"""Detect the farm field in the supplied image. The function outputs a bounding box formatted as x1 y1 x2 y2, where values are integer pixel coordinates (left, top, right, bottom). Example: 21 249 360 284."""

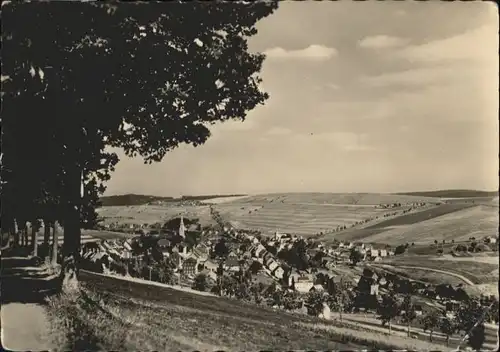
333 204 498 245
383 255 499 285
212 192 441 236
216 202 393 236
222 192 440 206
364 203 476 229
46 271 443 351
96 204 217 227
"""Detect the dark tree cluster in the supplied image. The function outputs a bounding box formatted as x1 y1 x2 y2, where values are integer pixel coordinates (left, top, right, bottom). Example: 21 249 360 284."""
1 0 278 289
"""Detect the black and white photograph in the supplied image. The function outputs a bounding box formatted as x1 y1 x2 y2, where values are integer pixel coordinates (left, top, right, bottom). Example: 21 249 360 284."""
1 0 499 351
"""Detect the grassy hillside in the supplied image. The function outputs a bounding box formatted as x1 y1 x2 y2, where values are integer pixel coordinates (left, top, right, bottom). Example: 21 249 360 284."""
217 202 390 236
45 271 445 351
224 192 440 206
100 194 247 207
97 204 217 227
332 204 498 245
382 255 499 285
396 190 498 198
213 192 441 236
100 194 174 207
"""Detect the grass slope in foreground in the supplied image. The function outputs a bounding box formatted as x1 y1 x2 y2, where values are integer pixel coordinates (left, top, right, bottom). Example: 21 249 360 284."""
46 272 444 351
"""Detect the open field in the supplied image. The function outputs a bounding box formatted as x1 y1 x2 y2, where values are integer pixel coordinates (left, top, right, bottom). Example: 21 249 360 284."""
383 255 499 285
396 190 498 198
96 204 217 227
364 203 476 229
216 202 393 235
333 205 498 245
221 192 441 206
41 271 446 351
213 192 442 236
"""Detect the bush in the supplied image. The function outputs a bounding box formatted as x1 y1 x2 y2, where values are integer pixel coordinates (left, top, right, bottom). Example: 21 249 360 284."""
394 245 406 255
192 273 208 292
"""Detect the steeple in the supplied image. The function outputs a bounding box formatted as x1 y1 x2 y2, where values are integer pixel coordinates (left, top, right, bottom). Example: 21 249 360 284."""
179 215 186 238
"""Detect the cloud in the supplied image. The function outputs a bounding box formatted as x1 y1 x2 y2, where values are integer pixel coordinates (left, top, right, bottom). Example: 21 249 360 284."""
358 35 408 49
264 44 338 61
359 65 475 87
395 24 498 64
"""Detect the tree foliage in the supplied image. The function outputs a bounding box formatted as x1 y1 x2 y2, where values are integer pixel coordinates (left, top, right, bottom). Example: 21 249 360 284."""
2 0 278 280
377 291 399 332
192 273 208 292
421 310 440 342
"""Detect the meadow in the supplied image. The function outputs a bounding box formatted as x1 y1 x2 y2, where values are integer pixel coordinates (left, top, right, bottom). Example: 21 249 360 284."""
333 204 498 245
213 192 440 236
45 271 446 351
382 255 499 285
96 204 217 227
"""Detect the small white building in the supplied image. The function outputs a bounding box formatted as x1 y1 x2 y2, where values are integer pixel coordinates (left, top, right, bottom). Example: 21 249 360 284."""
254 244 266 258
318 303 331 320
295 276 314 293
268 260 279 272
273 266 284 280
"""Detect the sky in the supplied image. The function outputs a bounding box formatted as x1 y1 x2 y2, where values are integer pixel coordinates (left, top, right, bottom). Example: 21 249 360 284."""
105 1 499 197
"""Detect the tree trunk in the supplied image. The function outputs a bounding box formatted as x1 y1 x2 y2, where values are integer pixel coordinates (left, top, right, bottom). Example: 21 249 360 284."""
32 221 38 257
52 223 59 266
23 224 28 247
446 335 449 346
389 320 392 334
407 321 411 337
60 164 82 293
43 222 51 247
430 331 433 342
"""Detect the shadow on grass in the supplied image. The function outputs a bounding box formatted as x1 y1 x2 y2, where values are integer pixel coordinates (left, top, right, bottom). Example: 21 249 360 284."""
1 252 61 305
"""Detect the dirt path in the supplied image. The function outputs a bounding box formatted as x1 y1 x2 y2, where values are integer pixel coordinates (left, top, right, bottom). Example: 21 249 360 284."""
372 263 474 285
1 303 53 351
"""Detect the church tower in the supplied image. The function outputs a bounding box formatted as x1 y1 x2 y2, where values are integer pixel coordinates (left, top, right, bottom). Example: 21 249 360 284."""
179 215 186 238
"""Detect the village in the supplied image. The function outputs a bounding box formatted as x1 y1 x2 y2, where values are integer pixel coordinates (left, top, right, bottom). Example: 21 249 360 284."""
80 211 500 339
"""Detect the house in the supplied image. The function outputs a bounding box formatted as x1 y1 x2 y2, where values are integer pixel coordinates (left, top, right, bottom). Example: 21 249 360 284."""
295 276 315 293
200 268 217 282
369 249 379 258
268 260 279 273
224 257 240 272
318 302 331 320
190 248 209 262
310 284 324 292
370 283 379 296
264 256 274 268
254 244 266 258
183 257 198 276
415 305 423 316
203 260 219 272
263 251 273 263
272 266 284 280
485 236 497 244
379 249 387 257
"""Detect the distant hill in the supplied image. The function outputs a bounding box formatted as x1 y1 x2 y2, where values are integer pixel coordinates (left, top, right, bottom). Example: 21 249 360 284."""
395 190 498 198
100 193 247 207
100 194 174 207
